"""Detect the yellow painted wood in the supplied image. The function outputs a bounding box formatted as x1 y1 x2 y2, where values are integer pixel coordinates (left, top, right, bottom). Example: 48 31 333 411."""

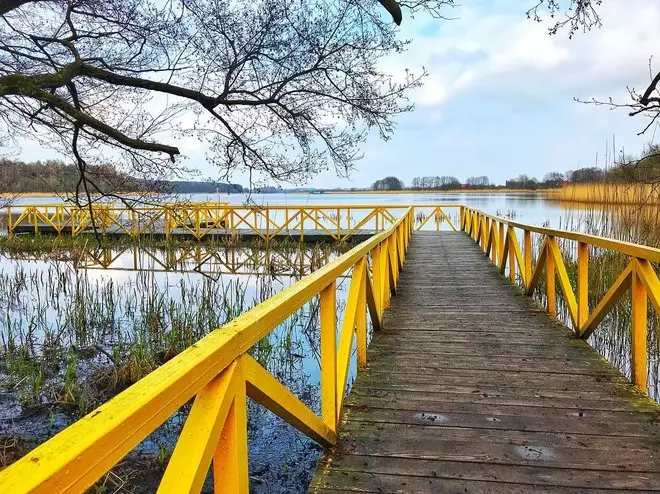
370 246 382 318
508 236 516 282
463 207 660 263
243 355 335 446
498 222 505 267
336 261 364 416
388 236 398 290
213 380 248 494
526 237 549 296
580 263 633 339
158 362 239 493
547 238 578 329
0 208 412 493
383 238 391 309
524 230 532 289
357 261 368 369
577 242 589 329
365 270 381 330
436 207 457 231
320 281 337 431
508 227 526 286
499 228 510 275
634 258 660 312
546 238 556 317
631 267 648 392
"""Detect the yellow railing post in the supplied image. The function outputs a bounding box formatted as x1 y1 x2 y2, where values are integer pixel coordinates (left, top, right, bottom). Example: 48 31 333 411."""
498 222 505 268
546 238 556 317
577 242 589 329
320 281 338 431
372 245 382 319
524 230 532 289
356 260 368 368
384 237 392 306
213 383 249 494
508 227 516 282
631 263 648 392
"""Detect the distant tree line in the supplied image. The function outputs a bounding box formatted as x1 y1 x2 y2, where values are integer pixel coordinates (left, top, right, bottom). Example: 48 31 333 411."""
0 159 243 194
410 176 461 190
372 176 404 191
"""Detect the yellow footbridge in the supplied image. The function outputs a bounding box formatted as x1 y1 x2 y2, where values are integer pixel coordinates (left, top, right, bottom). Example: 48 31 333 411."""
0 204 658 492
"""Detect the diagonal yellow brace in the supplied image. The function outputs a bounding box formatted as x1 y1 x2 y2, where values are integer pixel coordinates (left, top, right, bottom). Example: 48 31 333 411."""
634 258 660 313
243 355 335 446
579 262 633 339
547 238 579 329
526 236 549 296
158 361 240 493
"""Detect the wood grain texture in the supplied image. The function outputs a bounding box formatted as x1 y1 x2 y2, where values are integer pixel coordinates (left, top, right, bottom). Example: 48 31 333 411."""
309 232 660 493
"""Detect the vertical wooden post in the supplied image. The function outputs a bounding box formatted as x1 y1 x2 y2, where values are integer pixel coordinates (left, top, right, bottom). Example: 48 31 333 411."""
213 381 248 494
546 239 556 317
356 260 367 369
631 265 648 392
371 246 382 319
524 230 532 289
498 222 505 267
320 281 337 431
577 242 589 330
383 238 392 307
508 227 516 282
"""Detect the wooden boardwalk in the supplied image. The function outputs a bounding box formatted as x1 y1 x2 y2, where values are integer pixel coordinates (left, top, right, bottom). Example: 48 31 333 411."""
309 232 660 493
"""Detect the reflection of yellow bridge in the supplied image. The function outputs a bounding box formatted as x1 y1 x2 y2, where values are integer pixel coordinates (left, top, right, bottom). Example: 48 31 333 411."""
1 206 659 492
4 202 457 240
73 245 337 278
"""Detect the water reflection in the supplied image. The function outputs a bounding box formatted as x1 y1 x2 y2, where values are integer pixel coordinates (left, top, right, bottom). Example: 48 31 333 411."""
0 242 356 492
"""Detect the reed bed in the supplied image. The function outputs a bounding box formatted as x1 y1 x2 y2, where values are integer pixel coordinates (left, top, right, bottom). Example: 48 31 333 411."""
550 183 660 205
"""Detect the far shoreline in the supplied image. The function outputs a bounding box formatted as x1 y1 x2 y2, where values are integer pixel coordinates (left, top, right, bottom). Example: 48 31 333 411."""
323 188 557 194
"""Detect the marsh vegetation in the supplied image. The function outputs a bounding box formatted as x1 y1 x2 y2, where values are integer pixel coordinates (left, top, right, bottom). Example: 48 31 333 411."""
0 238 360 492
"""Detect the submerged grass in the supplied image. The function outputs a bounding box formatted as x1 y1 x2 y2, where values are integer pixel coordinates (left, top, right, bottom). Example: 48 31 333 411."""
0 238 351 491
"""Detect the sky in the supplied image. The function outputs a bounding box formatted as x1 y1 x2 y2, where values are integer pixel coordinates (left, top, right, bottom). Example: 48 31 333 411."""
13 0 660 189
310 0 660 188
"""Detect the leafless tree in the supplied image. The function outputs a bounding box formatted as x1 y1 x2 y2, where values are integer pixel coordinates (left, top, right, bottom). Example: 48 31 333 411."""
0 0 459 206
0 0 614 205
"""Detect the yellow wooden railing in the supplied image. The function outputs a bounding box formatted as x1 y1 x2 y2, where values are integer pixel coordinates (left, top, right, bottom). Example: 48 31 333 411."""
0 208 414 493
4 203 457 240
461 206 660 392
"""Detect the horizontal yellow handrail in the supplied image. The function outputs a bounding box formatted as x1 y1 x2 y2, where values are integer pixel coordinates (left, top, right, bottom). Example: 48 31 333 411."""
461 206 660 394
0 207 414 493
2 202 458 240
462 207 660 263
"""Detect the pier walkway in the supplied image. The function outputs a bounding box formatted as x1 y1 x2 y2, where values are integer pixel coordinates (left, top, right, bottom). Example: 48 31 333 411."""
310 232 660 493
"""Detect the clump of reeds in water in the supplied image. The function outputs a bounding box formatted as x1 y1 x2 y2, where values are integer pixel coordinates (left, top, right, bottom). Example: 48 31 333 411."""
0 240 343 414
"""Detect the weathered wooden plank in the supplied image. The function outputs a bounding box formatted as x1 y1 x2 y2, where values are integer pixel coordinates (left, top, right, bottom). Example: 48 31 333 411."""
317 456 660 491
309 232 660 493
